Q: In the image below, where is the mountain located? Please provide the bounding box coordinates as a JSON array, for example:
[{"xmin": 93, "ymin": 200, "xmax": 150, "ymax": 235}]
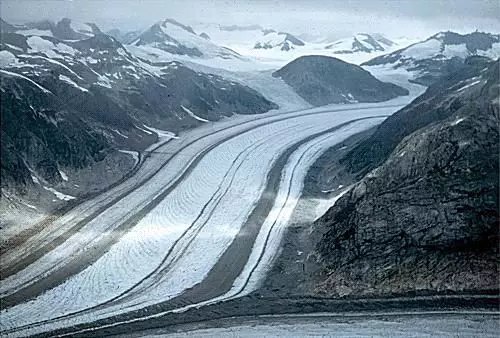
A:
[
  {"xmin": 194, "ymin": 23, "xmax": 306, "ymax": 54},
  {"xmin": 0, "ymin": 21, "xmax": 277, "ymax": 199},
  {"xmin": 314, "ymin": 57, "xmax": 499, "ymax": 297},
  {"xmin": 272, "ymin": 55, "xmax": 409, "ymax": 106},
  {"xmin": 129, "ymin": 19, "xmax": 240, "ymax": 59},
  {"xmin": 254, "ymin": 30, "xmax": 305, "ymax": 51},
  {"xmin": 325, "ymin": 33, "xmax": 395, "ymax": 54},
  {"xmin": 363, "ymin": 31, "xmax": 500, "ymax": 85}
]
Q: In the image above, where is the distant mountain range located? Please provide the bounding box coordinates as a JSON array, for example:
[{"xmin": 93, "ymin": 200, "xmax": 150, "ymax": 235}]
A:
[
  {"xmin": 325, "ymin": 33, "xmax": 395, "ymax": 54},
  {"xmin": 363, "ymin": 31, "xmax": 500, "ymax": 85}
]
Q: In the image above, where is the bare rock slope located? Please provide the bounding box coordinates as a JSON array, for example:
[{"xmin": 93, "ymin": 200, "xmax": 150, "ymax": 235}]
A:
[
  {"xmin": 273, "ymin": 55, "xmax": 408, "ymax": 106},
  {"xmin": 315, "ymin": 58, "xmax": 499, "ymax": 297}
]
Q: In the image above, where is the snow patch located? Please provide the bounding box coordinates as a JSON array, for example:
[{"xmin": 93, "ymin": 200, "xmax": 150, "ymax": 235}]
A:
[
  {"xmin": 118, "ymin": 150, "xmax": 140, "ymax": 165},
  {"xmin": 58, "ymin": 74, "xmax": 88, "ymax": 92},
  {"xmin": 456, "ymin": 79, "xmax": 482, "ymax": 93},
  {"xmin": 59, "ymin": 170, "xmax": 69, "ymax": 181},
  {"xmin": 181, "ymin": 105, "xmax": 209, "ymax": 122},
  {"xmin": 0, "ymin": 50, "xmax": 18, "ymax": 67},
  {"xmin": 401, "ymin": 38, "xmax": 442, "ymax": 60},
  {"xmin": 112, "ymin": 129, "xmax": 129, "ymax": 138},
  {"xmin": 0, "ymin": 69, "xmax": 52, "ymax": 94},
  {"xmin": 43, "ymin": 187, "xmax": 76, "ymax": 201}
]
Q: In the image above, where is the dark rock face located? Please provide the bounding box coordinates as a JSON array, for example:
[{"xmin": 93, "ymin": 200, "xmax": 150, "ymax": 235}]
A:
[
  {"xmin": 1, "ymin": 75, "xmax": 111, "ymax": 190},
  {"xmin": 314, "ymin": 59, "xmax": 499, "ymax": 297},
  {"xmin": 272, "ymin": 55, "xmax": 409, "ymax": 106},
  {"xmin": 342, "ymin": 56, "xmax": 493, "ymax": 177},
  {"xmin": 363, "ymin": 31, "xmax": 500, "ymax": 86}
]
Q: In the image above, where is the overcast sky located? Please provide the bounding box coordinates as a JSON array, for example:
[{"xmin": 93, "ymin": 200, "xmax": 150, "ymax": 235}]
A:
[{"xmin": 2, "ymin": 0, "xmax": 499, "ymax": 40}]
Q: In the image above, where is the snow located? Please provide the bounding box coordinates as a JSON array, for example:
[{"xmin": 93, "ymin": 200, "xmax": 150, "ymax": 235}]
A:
[
  {"xmin": 0, "ymin": 69, "xmax": 53, "ymax": 94},
  {"xmin": 181, "ymin": 105, "xmax": 209, "ymax": 122},
  {"xmin": 455, "ymin": 79, "xmax": 482, "ymax": 93},
  {"xmin": 16, "ymin": 29, "xmax": 54, "ymax": 37},
  {"xmin": 135, "ymin": 125, "xmax": 154, "ymax": 135},
  {"xmin": 0, "ymin": 65, "xmax": 423, "ymax": 336},
  {"xmin": 312, "ymin": 188, "xmax": 350, "ymax": 221},
  {"xmin": 31, "ymin": 175, "xmax": 40, "ymax": 185},
  {"xmin": 143, "ymin": 126, "xmax": 179, "ymax": 151},
  {"xmin": 5, "ymin": 44, "xmax": 24, "ymax": 52},
  {"xmin": 21, "ymin": 55, "xmax": 83, "ymax": 79},
  {"xmin": 442, "ymin": 43, "xmax": 470, "ymax": 59},
  {"xmin": 26, "ymin": 36, "xmax": 56, "ymax": 54},
  {"xmin": 112, "ymin": 129, "xmax": 129, "ymax": 138},
  {"xmin": 96, "ymin": 74, "xmax": 113, "ymax": 88},
  {"xmin": 43, "ymin": 187, "xmax": 76, "ymax": 201},
  {"xmin": 54, "ymin": 43, "xmax": 78, "ymax": 56},
  {"xmin": 86, "ymin": 56, "xmax": 99, "ymax": 64},
  {"xmin": 401, "ymin": 38, "xmax": 442, "ymax": 60},
  {"xmin": 0, "ymin": 50, "xmax": 19, "ymax": 67},
  {"xmin": 477, "ymin": 42, "xmax": 500, "ymax": 59},
  {"xmin": 0, "ymin": 104, "xmax": 402, "ymax": 335},
  {"xmin": 218, "ymin": 119, "xmax": 384, "ymax": 297},
  {"xmin": 254, "ymin": 32, "xmax": 290, "ymax": 49},
  {"xmin": 59, "ymin": 170, "xmax": 69, "ymax": 181},
  {"xmin": 69, "ymin": 22, "xmax": 94, "ymax": 36},
  {"xmin": 58, "ymin": 74, "xmax": 88, "ymax": 92},
  {"xmin": 451, "ymin": 117, "xmax": 466, "ymax": 126},
  {"xmin": 118, "ymin": 150, "xmax": 140, "ymax": 165}
]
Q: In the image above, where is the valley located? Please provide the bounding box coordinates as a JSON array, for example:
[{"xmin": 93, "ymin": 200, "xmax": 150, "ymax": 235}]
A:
[{"xmin": 1, "ymin": 8, "xmax": 499, "ymax": 337}]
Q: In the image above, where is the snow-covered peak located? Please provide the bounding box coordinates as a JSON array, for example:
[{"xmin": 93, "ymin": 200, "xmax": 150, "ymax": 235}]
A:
[
  {"xmin": 325, "ymin": 33, "xmax": 395, "ymax": 54},
  {"xmin": 254, "ymin": 31, "xmax": 305, "ymax": 51},
  {"xmin": 363, "ymin": 31, "xmax": 500, "ymax": 86},
  {"xmin": 364, "ymin": 31, "xmax": 500, "ymax": 67},
  {"xmin": 129, "ymin": 18, "xmax": 241, "ymax": 60}
]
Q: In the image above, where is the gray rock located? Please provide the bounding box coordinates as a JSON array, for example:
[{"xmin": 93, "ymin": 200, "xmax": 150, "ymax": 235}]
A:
[
  {"xmin": 314, "ymin": 59, "xmax": 499, "ymax": 297},
  {"xmin": 272, "ymin": 55, "xmax": 409, "ymax": 106}
]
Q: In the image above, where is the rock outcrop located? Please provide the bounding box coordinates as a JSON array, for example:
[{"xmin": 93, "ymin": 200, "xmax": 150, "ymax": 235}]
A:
[{"xmin": 315, "ymin": 58, "xmax": 499, "ymax": 297}]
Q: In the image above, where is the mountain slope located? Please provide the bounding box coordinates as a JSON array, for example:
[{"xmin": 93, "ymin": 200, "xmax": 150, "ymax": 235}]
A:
[
  {"xmin": 272, "ymin": 55, "xmax": 409, "ymax": 106},
  {"xmin": 343, "ymin": 56, "xmax": 494, "ymax": 176},
  {"xmin": 0, "ymin": 24, "xmax": 277, "ymax": 197},
  {"xmin": 363, "ymin": 31, "xmax": 500, "ymax": 85},
  {"xmin": 314, "ymin": 58, "xmax": 499, "ymax": 297}
]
